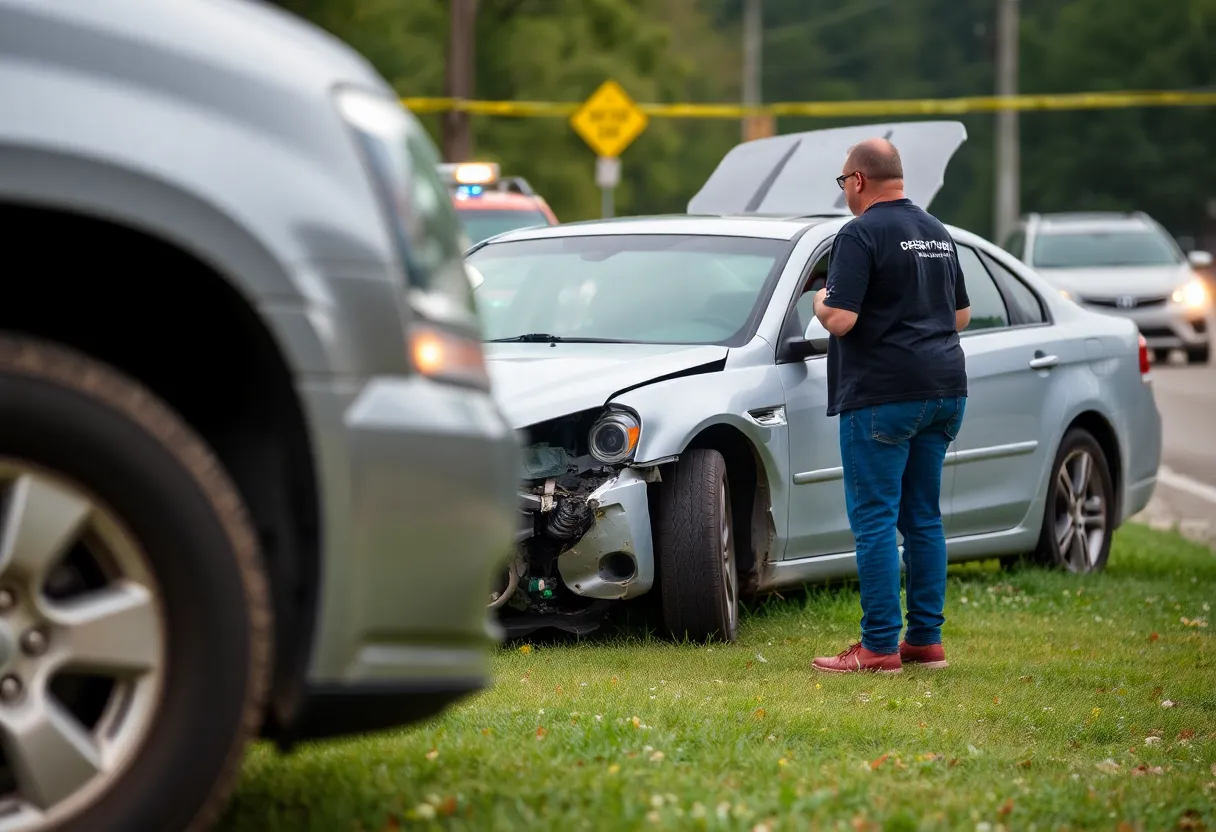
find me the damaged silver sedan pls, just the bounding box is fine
[469,121,1161,642]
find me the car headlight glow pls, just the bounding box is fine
[588,410,641,465]
[1058,289,1074,301]
[1172,278,1210,309]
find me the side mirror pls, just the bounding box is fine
[1187,250,1213,268]
[780,317,831,362]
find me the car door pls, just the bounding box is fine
[773,241,950,560]
[945,242,1071,538]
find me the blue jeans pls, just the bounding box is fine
[839,397,966,654]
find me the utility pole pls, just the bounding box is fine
[741,0,767,141]
[443,0,478,162]
[993,0,1020,244]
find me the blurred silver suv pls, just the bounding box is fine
[0,0,517,829]
[1004,211,1213,364]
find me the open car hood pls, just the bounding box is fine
[484,343,729,430]
[687,120,967,216]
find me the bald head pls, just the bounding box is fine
[845,138,904,182]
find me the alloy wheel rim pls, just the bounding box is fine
[0,461,165,831]
[1052,450,1107,573]
[719,480,738,635]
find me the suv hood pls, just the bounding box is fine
[1035,265,1194,297]
[485,343,729,429]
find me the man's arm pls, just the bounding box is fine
[813,230,870,337]
[956,307,971,330]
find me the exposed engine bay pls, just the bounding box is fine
[490,407,660,638]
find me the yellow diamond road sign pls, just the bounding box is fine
[569,80,648,159]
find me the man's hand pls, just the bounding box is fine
[813,287,859,337]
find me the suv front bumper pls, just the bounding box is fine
[286,373,518,741]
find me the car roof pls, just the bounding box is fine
[1032,212,1156,234]
[451,191,549,212]
[478,213,850,243]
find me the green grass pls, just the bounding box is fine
[220,525,1215,832]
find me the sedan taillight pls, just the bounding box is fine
[1138,334,1151,378]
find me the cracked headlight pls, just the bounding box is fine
[588,410,641,465]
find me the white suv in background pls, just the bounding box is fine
[1004,212,1213,365]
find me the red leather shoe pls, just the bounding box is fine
[812,642,902,674]
[899,641,948,669]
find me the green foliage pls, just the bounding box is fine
[283,0,1216,238]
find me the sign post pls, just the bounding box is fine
[569,80,648,219]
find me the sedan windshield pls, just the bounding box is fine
[458,209,551,244]
[1032,229,1182,268]
[466,234,788,345]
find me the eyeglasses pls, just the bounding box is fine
[835,171,859,190]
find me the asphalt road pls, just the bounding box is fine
[1132,354,1216,545]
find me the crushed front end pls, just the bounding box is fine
[491,408,657,638]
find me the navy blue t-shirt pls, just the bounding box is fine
[821,198,969,417]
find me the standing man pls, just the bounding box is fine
[810,138,971,674]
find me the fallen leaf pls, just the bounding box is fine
[870,753,890,770]
[1017,759,1032,769]
[425,748,439,761]
[993,697,1001,704]
[753,708,767,720]
[482,727,492,736]
[948,758,959,768]
[1019,675,1033,682]
[536,726,548,739]
[1149,632,1159,642]
[999,798,1014,816]
[745,661,754,670]
[1179,729,1196,740]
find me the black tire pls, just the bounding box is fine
[655,448,739,643]
[1185,344,1210,365]
[1033,428,1115,574]
[1152,348,1172,364]
[0,336,271,832]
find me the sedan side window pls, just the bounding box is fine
[980,251,1046,324]
[957,244,1011,332]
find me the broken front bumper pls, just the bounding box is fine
[518,468,655,600]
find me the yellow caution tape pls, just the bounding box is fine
[403,89,1216,118]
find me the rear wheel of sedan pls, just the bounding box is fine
[0,336,271,832]
[1152,348,1172,364]
[655,449,739,643]
[1034,428,1114,574]
[1185,345,1209,365]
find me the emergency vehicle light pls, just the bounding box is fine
[437,162,500,185]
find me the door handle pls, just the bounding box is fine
[1028,353,1059,370]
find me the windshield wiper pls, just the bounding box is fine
[488,333,626,344]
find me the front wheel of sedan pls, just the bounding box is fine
[655,449,739,643]
[0,336,271,832]
[1034,429,1115,574]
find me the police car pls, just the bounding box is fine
[438,162,558,244]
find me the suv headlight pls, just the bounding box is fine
[588,410,641,465]
[334,87,477,329]
[1172,278,1210,309]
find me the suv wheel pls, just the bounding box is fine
[1034,428,1114,574]
[1185,344,1210,365]
[0,336,271,831]
[655,449,739,643]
